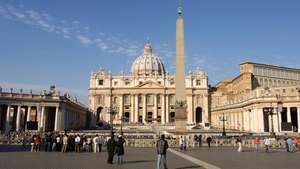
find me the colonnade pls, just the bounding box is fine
[212,106,300,133]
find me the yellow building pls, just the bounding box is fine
[211,62,300,133]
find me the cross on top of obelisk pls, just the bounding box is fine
[178,0,183,16]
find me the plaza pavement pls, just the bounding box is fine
[0,145,299,169]
[0,145,203,169]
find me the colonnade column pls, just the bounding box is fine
[297,107,300,133]
[278,108,282,132]
[273,106,279,132]
[130,95,134,123]
[119,95,123,124]
[154,94,158,123]
[16,105,21,132]
[5,105,11,133]
[142,95,147,124]
[39,106,45,131]
[165,95,169,123]
[26,106,31,122]
[54,106,60,131]
[161,94,165,124]
[134,95,139,123]
[287,107,291,123]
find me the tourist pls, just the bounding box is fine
[93,134,100,153]
[87,136,92,152]
[99,136,102,152]
[30,134,36,152]
[61,134,68,152]
[34,134,41,152]
[56,134,61,152]
[206,136,212,148]
[287,137,293,153]
[106,135,116,164]
[179,136,184,150]
[254,137,260,152]
[198,134,202,147]
[51,133,57,151]
[263,137,271,153]
[193,135,198,148]
[45,132,52,152]
[156,134,168,169]
[75,135,81,152]
[236,137,242,152]
[115,135,126,164]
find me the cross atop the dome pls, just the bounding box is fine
[178,0,183,16]
[144,40,152,55]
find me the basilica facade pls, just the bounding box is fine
[88,42,209,128]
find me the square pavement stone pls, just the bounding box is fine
[0,147,203,169]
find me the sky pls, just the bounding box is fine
[0,0,300,105]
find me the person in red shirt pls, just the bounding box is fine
[254,137,260,152]
[34,135,41,152]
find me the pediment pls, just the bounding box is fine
[136,81,164,88]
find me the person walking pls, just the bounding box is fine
[263,137,271,153]
[254,137,260,152]
[75,135,81,152]
[87,136,92,152]
[115,135,126,164]
[287,137,293,153]
[107,135,116,164]
[206,136,212,148]
[93,134,100,153]
[236,137,242,152]
[179,136,184,150]
[56,135,61,152]
[156,134,168,169]
[61,134,68,152]
[198,135,202,147]
[99,136,102,152]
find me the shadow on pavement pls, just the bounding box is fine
[175,165,202,169]
[123,160,155,164]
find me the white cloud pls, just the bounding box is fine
[0,4,141,57]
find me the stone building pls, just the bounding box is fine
[211,62,300,133]
[0,86,88,133]
[88,42,209,129]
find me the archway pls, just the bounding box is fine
[147,112,153,123]
[124,112,130,122]
[169,112,175,123]
[195,107,202,123]
[96,107,103,124]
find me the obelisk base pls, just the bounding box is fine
[175,107,187,134]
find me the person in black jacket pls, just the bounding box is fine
[206,136,212,148]
[106,135,116,164]
[156,134,168,169]
[115,135,126,164]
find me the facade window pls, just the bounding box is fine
[113,97,118,104]
[98,79,104,86]
[138,95,143,105]
[157,95,161,104]
[125,81,130,85]
[158,81,161,85]
[114,81,118,86]
[97,95,104,105]
[139,81,143,85]
[147,95,153,105]
[169,95,175,105]
[124,95,130,105]
[196,80,201,86]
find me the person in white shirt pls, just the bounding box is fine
[264,137,271,153]
[61,134,68,153]
[75,135,81,152]
[93,135,100,153]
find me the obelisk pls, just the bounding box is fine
[175,1,187,134]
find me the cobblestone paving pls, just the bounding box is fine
[181,147,300,169]
[0,145,203,169]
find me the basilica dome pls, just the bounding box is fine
[131,42,165,76]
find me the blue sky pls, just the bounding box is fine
[0,0,300,104]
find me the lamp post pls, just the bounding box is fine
[219,113,228,137]
[263,107,276,138]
